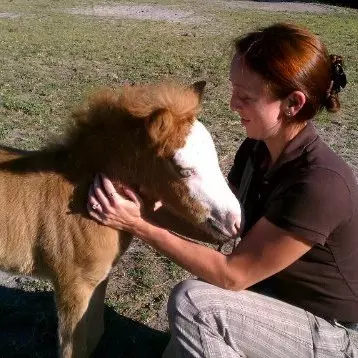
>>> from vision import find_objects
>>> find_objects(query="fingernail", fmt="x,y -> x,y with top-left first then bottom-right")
94,174 -> 100,186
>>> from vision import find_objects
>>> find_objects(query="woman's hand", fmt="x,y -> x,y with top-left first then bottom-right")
87,174 -> 145,233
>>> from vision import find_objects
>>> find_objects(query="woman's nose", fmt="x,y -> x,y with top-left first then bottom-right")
230,97 -> 240,112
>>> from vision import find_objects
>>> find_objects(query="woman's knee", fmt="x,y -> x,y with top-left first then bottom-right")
167,279 -> 210,323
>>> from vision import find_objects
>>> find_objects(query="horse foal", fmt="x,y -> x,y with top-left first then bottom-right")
0,82 -> 241,357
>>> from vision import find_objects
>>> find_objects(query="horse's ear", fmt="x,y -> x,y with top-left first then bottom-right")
146,108 -> 174,156
190,81 -> 206,102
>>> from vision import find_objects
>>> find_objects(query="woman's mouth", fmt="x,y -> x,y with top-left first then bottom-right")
240,118 -> 250,126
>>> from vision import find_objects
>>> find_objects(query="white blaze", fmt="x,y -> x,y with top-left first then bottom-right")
173,120 -> 241,237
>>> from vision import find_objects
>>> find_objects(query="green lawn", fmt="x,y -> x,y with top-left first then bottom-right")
0,1 -> 357,165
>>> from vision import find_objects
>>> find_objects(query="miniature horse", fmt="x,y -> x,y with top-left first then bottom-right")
0,81 -> 241,357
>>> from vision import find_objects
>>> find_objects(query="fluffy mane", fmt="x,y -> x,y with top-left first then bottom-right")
0,82 -> 204,187
117,81 -> 202,119
40,81 -> 203,185
66,82 -> 202,157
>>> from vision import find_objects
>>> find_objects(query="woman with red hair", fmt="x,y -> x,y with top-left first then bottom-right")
88,23 -> 357,357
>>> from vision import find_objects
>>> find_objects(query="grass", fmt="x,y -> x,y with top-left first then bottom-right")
0,2 -> 357,161
0,1 -> 357,356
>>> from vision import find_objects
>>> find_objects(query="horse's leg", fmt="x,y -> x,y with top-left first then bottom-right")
85,277 -> 109,355
84,234 -> 132,355
55,279 -> 97,358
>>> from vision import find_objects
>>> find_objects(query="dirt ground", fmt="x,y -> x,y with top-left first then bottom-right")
66,1 -> 346,22
0,1 -> 356,357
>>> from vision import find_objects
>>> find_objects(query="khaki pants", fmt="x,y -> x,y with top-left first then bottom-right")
163,279 -> 358,358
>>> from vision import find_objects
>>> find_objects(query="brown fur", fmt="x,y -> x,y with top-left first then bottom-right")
0,82 -> 211,357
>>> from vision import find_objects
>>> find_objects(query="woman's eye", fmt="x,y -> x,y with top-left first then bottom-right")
233,91 -> 251,102
237,95 -> 250,102
180,168 -> 195,178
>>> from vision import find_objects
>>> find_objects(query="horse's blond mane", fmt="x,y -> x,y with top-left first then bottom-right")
119,82 -> 201,119
45,82 -> 202,181
70,82 -> 200,128
67,82 -> 201,157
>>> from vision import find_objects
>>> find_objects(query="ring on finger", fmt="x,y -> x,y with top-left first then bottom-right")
108,192 -> 117,198
92,203 -> 101,211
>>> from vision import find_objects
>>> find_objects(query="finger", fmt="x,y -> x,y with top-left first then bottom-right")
87,202 -> 103,219
100,173 -> 120,198
88,200 -> 102,212
87,186 -> 102,211
93,174 -> 111,207
122,186 -> 142,206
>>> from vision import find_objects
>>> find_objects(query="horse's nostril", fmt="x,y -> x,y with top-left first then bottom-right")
227,213 -> 241,235
207,216 -> 240,238
235,221 -> 241,231
233,221 -> 241,237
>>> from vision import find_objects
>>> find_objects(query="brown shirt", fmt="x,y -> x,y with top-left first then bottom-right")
228,122 -> 358,322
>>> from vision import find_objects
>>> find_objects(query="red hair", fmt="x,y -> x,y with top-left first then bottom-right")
234,23 -> 342,121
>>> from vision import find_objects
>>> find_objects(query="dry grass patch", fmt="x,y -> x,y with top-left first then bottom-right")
210,0 -> 349,13
67,4 -> 205,23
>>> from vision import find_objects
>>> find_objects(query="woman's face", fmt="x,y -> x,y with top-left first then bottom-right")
230,55 -> 284,140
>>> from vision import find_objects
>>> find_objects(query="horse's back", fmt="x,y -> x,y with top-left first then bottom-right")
0,146 -> 27,163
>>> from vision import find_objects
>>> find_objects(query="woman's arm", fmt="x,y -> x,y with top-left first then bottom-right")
126,215 -> 312,291
226,218 -> 313,289
88,175 -> 313,291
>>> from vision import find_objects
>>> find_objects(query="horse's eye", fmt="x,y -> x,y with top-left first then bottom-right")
179,168 -> 195,178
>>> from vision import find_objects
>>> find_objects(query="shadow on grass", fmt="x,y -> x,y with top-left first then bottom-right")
0,286 -> 169,358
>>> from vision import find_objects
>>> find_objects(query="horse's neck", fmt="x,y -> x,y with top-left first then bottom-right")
64,130 -> 152,187
0,148 -> 65,172
0,147 -> 94,188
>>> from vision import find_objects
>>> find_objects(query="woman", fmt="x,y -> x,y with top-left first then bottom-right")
88,23 -> 357,357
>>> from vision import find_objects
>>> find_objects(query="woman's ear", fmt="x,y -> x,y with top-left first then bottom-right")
282,91 -> 306,117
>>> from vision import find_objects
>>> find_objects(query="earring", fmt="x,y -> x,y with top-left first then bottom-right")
286,110 -> 292,117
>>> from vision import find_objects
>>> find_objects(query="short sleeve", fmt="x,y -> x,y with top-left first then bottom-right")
227,138 -> 256,189
265,169 -> 352,245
